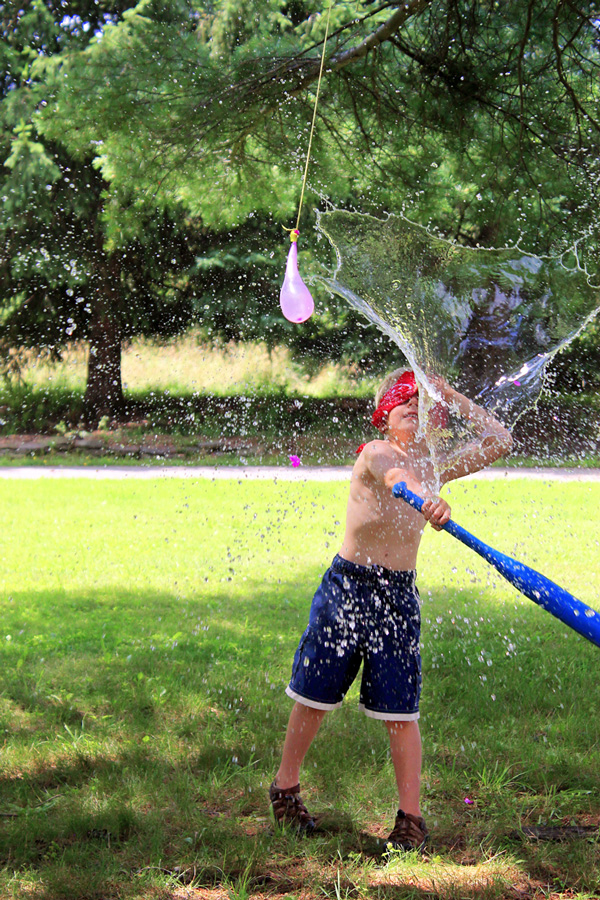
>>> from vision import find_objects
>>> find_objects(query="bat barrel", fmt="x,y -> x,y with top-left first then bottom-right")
393,481 -> 600,649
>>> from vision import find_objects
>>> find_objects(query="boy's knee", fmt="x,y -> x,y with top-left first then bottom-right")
385,720 -> 404,734
384,719 -> 418,734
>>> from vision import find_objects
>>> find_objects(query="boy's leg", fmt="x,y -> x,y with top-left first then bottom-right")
384,719 -> 427,850
385,719 -> 422,816
274,701 -> 327,788
270,701 -> 326,832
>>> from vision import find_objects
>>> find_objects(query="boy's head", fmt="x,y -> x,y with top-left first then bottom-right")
372,368 -> 417,433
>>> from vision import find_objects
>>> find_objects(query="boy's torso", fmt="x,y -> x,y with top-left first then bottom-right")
339,442 -> 436,571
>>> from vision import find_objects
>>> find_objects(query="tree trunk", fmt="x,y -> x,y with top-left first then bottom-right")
84,254 -> 125,425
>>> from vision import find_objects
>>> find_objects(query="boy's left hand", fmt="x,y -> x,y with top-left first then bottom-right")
421,496 -> 452,531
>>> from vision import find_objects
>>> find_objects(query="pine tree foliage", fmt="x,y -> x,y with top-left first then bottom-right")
41,0 -> 600,249
2,0 -> 600,419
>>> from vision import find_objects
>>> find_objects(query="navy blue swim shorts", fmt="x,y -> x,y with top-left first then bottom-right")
286,554 -> 422,720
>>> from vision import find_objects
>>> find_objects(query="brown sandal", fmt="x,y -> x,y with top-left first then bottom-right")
269,781 -> 316,833
385,808 -> 428,851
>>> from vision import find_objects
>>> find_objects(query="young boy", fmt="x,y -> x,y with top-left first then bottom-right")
269,368 -> 513,849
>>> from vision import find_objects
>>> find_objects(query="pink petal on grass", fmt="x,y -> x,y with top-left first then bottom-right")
289,455 -> 301,468
464,797 -> 474,805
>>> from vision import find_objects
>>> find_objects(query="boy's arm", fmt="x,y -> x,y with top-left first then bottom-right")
363,442 -> 452,531
431,376 -> 513,483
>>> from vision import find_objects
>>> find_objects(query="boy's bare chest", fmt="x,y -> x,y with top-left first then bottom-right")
348,483 -> 423,535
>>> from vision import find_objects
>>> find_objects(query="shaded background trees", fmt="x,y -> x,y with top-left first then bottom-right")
2,0 -> 600,422
0,1 -> 203,420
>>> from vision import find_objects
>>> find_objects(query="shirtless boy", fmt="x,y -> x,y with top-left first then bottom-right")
269,368 -> 512,850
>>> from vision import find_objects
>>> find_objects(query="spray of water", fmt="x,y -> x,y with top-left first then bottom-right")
315,209 -> 600,477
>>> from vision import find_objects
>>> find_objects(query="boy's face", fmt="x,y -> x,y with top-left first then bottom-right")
386,393 -> 419,442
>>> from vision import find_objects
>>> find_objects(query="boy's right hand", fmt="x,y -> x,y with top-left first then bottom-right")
421,496 -> 451,531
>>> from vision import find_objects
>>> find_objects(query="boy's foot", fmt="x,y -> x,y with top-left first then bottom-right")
269,781 -> 316,834
385,809 -> 428,852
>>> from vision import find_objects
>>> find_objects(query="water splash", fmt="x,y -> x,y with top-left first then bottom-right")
315,209 -> 600,472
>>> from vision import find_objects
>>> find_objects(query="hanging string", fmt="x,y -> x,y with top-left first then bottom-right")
294,2 -> 333,232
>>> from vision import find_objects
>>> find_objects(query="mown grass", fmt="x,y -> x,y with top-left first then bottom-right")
0,477 -> 599,899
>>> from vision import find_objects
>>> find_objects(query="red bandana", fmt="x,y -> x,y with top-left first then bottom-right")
356,372 -> 418,454
371,371 -> 418,432
356,372 -> 449,454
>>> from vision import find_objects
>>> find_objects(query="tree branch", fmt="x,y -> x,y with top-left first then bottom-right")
516,0 -> 535,156
282,0 -> 434,98
552,0 -> 600,133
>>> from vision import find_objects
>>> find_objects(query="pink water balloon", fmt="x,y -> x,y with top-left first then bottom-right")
280,230 -> 314,323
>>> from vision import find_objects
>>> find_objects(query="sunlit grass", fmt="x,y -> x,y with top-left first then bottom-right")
16,332 -> 376,398
0,477 -> 599,899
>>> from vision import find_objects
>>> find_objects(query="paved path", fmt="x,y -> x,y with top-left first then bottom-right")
1,465 -> 599,481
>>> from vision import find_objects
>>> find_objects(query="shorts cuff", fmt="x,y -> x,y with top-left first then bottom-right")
285,686 -> 343,711
358,702 -> 420,721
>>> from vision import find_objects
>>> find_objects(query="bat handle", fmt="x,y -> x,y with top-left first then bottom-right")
391,481 -> 425,513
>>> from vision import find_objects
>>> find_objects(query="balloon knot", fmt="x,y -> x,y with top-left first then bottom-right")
290,230 -> 299,243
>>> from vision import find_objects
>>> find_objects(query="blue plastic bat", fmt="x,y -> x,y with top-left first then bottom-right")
392,481 -> 600,649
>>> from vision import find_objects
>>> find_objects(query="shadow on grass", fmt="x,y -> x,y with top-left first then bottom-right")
1,582 -> 599,898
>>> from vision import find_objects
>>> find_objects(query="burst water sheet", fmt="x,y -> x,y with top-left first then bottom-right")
315,209 -> 600,479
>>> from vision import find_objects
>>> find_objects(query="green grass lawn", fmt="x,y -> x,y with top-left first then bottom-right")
1,477 -> 599,900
